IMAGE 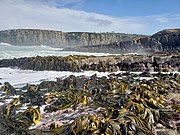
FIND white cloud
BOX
[0,0,179,34]
[32,0,87,9]
[156,17,169,23]
[146,13,180,23]
[143,13,180,33]
[0,0,145,34]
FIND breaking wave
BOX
[0,43,115,60]
[0,42,12,46]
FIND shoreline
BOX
[0,71,179,134]
[0,50,179,134]
[0,52,179,72]
[0,67,180,87]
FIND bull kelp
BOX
[0,72,179,135]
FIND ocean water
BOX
[0,42,112,60]
[0,42,117,87]
[0,67,115,88]
[0,42,179,88]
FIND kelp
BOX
[0,72,179,134]
[0,107,41,135]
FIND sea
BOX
[0,42,112,60]
[0,42,179,130]
[0,42,179,88]
[0,42,116,87]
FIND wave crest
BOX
[0,42,12,46]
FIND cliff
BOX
[0,28,179,53]
[150,29,180,51]
[0,29,144,47]
[72,29,180,53]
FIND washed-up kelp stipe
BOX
[0,72,179,135]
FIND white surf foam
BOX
[0,68,113,87]
[0,67,179,88]
[0,42,12,46]
[0,44,116,60]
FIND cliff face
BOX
[150,29,180,51]
[0,29,144,47]
[0,29,179,53]
[74,29,180,53]
[136,29,180,52]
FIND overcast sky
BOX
[0,0,179,34]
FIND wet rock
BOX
[20,84,45,106]
[157,129,178,135]
[139,71,153,77]
[39,81,59,90]
[0,72,179,134]
[0,82,16,95]
[0,53,180,72]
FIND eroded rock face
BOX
[0,29,144,47]
[72,29,180,53]
[151,29,180,51]
[1,29,179,53]
[0,53,179,72]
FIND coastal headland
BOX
[0,28,180,134]
[0,28,180,53]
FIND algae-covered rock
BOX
[0,71,179,134]
[0,82,16,95]
[0,53,179,72]
[157,129,178,135]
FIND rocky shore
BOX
[0,28,180,135]
[0,52,179,72]
[0,53,179,134]
[0,71,179,134]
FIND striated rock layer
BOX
[73,29,180,53]
[0,52,179,72]
[0,29,144,47]
[0,28,179,53]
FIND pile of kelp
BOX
[0,72,179,135]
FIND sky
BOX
[0,0,179,35]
